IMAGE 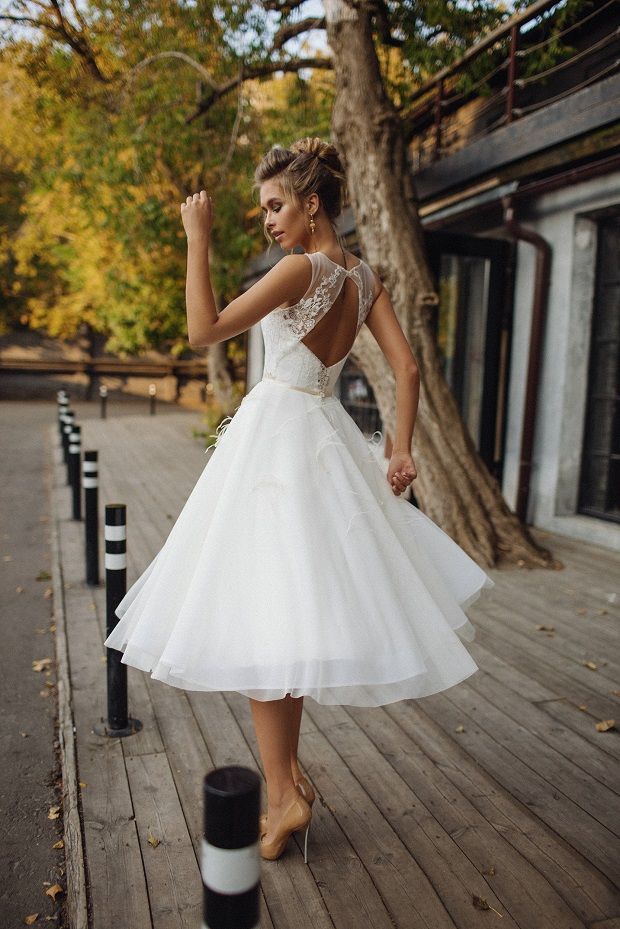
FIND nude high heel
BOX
[259,793,312,863]
[260,775,316,831]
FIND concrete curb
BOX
[47,425,90,929]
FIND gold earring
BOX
[309,212,316,235]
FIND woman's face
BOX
[259,178,309,250]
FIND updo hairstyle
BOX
[253,137,348,245]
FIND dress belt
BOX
[261,373,333,398]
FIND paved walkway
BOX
[49,403,620,929]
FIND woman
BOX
[105,137,494,865]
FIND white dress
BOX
[104,250,495,706]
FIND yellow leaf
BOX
[455,724,466,733]
[36,570,51,580]
[578,704,588,711]
[48,806,60,820]
[16,585,24,593]
[583,661,598,671]
[35,628,46,634]
[49,623,56,633]
[44,884,64,901]
[20,731,28,738]
[32,658,53,672]
[147,828,161,848]
[52,840,64,849]
[595,719,616,732]
[596,608,608,615]
[44,587,53,599]
[610,690,620,697]
[79,782,87,788]
[24,915,39,925]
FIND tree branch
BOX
[185,55,333,124]
[260,0,308,13]
[272,15,325,50]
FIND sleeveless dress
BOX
[104,250,495,706]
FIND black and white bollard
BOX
[202,767,261,929]
[93,503,142,738]
[149,382,156,416]
[62,410,75,473]
[99,384,107,419]
[83,450,99,586]
[69,424,82,520]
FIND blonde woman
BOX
[105,137,494,864]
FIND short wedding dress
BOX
[104,250,495,706]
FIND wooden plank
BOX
[418,685,620,883]
[385,699,620,922]
[125,753,202,929]
[342,701,587,929]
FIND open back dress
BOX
[104,250,495,706]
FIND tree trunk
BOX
[323,1,555,569]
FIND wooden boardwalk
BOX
[48,408,620,929]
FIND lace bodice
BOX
[260,251,377,398]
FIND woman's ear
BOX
[307,193,320,215]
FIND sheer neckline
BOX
[309,251,363,273]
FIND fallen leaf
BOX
[578,704,588,711]
[535,624,555,632]
[16,585,24,593]
[35,628,46,634]
[48,806,61,820]
[45,681,55,689]
[481,865,496,876]
[596,608,608,615]
[44,587,53,599]
[3,554,13,562]
[24,915,39,925]
[79,782,87,788]
[36,570,51,581]
[49,623,56,633]
[39,515,49,523]
[595,719,616,732]
[39,690,50,698]
[52,840,64,849]
[32,658,53,672]
[147,828,160,848]
[472,893,503,917]
[583,661,598,671]
[20,731,28,738]
[44,884,63,902]
[455,724,466,733]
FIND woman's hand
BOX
[387,451,417,496]
[181,190,214,243]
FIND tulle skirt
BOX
[104,376,495,706]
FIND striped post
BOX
[93,503,142,738]
[62,410,75,474]
[83,450,99,585]
[69,424,82,520]
[202,767,261,929]
[99,384,107,419]
[149,382,156,416]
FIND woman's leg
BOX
[250,697,299,834]
[286,694,304,781]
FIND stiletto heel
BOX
[302,817,311,864]
[260,793,312,861]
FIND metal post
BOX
[94,503,142,738]
[83,450,99,586]
[62,410,75,475]
[99,384,107,419]
[69,424,81,521]
[203,766,261,929]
